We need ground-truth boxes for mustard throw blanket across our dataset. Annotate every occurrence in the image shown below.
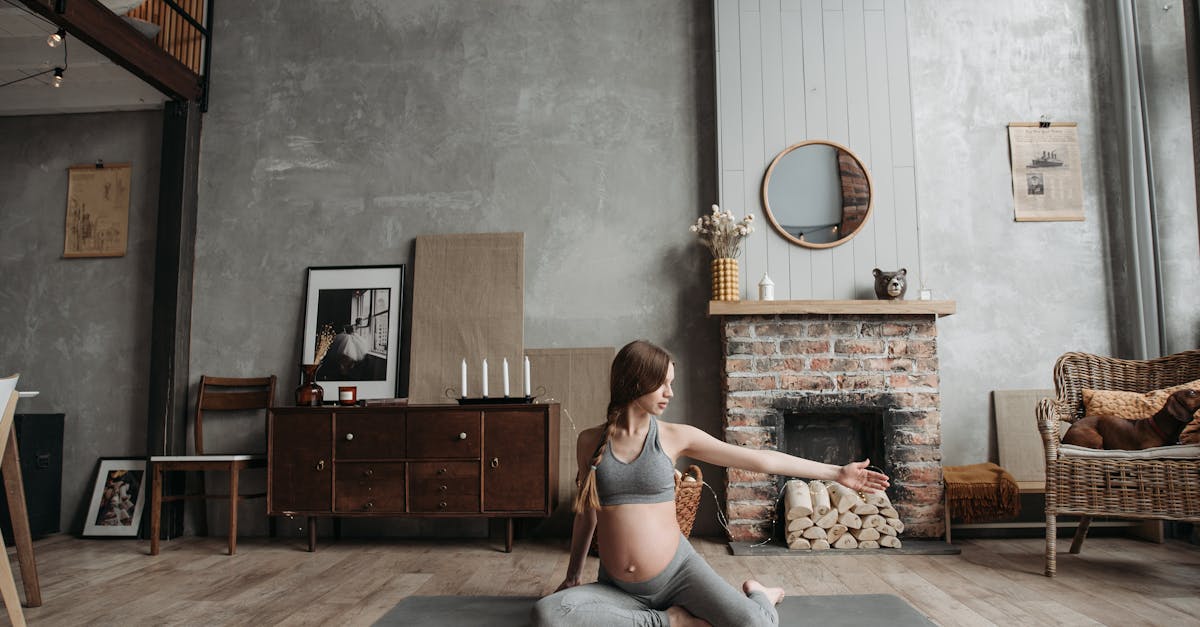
[943,462,1021,522]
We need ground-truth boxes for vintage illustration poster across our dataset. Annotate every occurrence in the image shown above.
[1007,124,1084,221]
[63,163,131,258]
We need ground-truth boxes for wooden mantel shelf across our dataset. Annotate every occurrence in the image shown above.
[708,299,956,316]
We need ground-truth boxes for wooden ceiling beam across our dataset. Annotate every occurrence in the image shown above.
[17,0,202,101]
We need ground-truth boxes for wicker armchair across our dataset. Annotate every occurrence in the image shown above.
[1037,349,1200,576]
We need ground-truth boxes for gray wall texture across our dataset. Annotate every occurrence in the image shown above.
[0,0,1196,538]
[0,111,162,534]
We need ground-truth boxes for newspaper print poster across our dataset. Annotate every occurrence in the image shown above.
[1008,124,1084,221]
[64,163,131,258]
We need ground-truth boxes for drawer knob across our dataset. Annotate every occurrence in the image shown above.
[439,484,447,492]
[345,433,355,441]
[437,467,447,475]
[315,460,325,471]
[458,432,467,440]
[364,469,374,477]
[364,501,374,510]
[490,457,500,469]
[439,501,448,509]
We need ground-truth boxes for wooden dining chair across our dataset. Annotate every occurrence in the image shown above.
[149,375,276,555]
[0,375,27,626]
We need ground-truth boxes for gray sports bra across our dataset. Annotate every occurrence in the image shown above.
[595,417,676,506]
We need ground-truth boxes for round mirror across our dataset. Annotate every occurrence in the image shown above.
[761,140,873,248]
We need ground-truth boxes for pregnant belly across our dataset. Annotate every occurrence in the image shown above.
[596,501,681,583]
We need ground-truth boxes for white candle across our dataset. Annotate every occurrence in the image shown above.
[524,356,531,397]
[482,358,489,397]
[502,358,510,397]
[461,359,468,398]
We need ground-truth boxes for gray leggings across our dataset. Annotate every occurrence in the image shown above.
[531,536,778,627]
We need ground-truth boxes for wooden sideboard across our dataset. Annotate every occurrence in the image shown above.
[268,403,559,552]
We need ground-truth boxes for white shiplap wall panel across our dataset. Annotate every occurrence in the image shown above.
[884,0,915,168]
[823,8,858,299]
[843,0,878,296]
[760,0,793,300]
[863,6,899,271]
[715,0,920,299]
[739,1,766,300]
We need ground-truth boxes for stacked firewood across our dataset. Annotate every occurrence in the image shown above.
[782,480,904,550]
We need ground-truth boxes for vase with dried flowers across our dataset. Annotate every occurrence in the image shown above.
[295,324,336,406]
[690,204,754,301]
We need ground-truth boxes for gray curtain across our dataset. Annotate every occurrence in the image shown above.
[1109,0,1166,359]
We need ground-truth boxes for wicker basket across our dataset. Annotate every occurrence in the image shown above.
[590,465,704,556]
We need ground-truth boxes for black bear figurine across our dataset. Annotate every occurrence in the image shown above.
[872,268,907,300]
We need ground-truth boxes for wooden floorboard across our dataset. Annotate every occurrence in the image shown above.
[1,533,1198,626]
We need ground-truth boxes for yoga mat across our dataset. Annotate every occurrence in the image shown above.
[373,593,935,626]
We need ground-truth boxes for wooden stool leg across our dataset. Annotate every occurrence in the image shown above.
[0,536,25,627]
[150,465,163,556]
[944,491,952,544]
[1,430,39,606]
[228,467,239,556]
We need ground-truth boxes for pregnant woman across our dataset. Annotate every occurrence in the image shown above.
[532,340,889,627]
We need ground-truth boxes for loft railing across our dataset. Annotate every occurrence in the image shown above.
[126,0,212,108]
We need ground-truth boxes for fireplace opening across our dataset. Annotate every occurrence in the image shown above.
[780,409,887,472]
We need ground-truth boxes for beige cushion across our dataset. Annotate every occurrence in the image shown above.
[1081,378,1200,444]
[1059,443,1200,459]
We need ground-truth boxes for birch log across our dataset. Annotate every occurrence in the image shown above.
[810,539,831,551]
[862,514,887,529]
[809,481,831,516]
[879,536,902,548]
[866,491,892,508]
[858,540,880,549]
[788,537,812,550]
[827,523,849,543]
[851,502,879,515]
[851,527,880,542]
[827,481,860,513]
[833,534,858,549]
[784,480,813,519]
[787,516,814,532]
[802,526,828,540]
[814,509,839,529]
[886,518,905,533]
[837,511,862,529]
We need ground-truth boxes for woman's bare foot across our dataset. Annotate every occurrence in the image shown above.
[743,579,785,605]
[666,605,712,627]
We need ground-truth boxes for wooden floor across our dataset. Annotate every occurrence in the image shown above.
[4,532,1200,626]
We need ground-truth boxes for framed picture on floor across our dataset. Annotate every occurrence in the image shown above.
[302,264,405,400]
[83,458,147,537]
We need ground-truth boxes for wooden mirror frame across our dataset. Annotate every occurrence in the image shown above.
[761,139,875,249]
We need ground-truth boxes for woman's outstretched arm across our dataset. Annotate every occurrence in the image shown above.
[669,423,889,493]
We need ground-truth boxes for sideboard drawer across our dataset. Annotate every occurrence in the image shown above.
[334,462,405,513]
[336,412,405,459]
[409,461,480,513]
[406,411,481,458]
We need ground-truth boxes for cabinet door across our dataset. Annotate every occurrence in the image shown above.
[483,410,546,512]
[269,410,333,513]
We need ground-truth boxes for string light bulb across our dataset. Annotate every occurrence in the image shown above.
[52,68,63,88]
[47,28,65,48]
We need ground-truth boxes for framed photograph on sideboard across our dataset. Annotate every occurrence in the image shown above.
[302,265,405,400]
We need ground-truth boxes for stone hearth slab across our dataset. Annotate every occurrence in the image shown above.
[729,539,960,556]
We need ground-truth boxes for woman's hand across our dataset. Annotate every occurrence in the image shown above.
[555,575,582,592]
[836,459,889,493]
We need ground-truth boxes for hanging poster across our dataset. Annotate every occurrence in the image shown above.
[1007,123,1084,221]
[63,162,131,258]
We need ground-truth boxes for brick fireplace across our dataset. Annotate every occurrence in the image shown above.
[711,300,955,541]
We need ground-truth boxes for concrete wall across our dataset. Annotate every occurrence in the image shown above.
[912,0,1197,464]
[192,0,721,535]
[0,111,162,534]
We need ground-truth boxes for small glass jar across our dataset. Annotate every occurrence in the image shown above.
[338,386,357,406]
